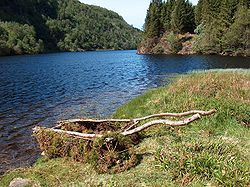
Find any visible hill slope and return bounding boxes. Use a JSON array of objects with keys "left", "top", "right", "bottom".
[{"left": 0, "top": 0, "right": 140, "bottom": 56}]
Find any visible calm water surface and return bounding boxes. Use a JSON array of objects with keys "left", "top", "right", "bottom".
[{"left": 0, "top": 50, "right": 249, "bottom": 173}]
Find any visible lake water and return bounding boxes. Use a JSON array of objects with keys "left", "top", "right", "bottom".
[{"left": 0, "top": 50, "right": 249, "bottom": 173}]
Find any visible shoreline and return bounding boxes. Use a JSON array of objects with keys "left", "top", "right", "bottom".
[
  {"left": 1, "top": 70, "right": 249, "bottom": 186},
  {"left": 0, "top": 48, "right": 138, "bottom": 57}
]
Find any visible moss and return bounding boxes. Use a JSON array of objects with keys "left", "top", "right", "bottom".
[
  {"left": 34, "top": 128, "right": 92, "bottom": 161},
  {"left": 88, "top": 132, "right": 138, "bottom": 174},
  {"left": 34, "top": 125, "right": 140, "bottom": 174}
]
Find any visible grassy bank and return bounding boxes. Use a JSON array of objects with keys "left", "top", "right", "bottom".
[{"left": 1, "top": 70, "right": 250, "bottom": 186}]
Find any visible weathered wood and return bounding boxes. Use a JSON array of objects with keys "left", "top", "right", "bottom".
[
  {"left": 33, "top": 109, "right": 216, "bottom": 138},
  {"left": 33, "top": 126, "right": 102, "bottom": 139},
  {"left": 133, "top": 109, "right": 216, "bottom": 121},
  {"left": 59, "top": 109, "right": 216, "bottom": 125},
  {"left": 59, "top": 118, "right": 132, "bottom": 123},
  {"left": 122, "top": 113, "right": 201, "bottom": 136}
]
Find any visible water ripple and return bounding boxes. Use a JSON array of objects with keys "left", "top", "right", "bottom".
[{"left": 0, "top": 50, "right": 249, "bottom": 173}]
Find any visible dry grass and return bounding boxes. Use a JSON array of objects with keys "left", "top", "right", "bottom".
[{"left": 1, "top": 70, "right": 250, "bottom": 187}]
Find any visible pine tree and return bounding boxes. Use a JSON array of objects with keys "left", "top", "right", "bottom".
[
  {"left": 207, "top": 0, "right": 232, "bottom": 51},
  {"left": 183, "top": 0, "right": 196, "bottom": 33},
  {"left": 144, "top": 0, "right": 163, "bottom": 38},
  {"left": 160, "top": 0, "right": 175, "bottom": 31},
  {"left": 195, "top": 0, "right": 204, "bottom": 26},
  {"left": 171, "top": 0, "right": 186, "bottom": 33},
  {"left": 201, "top": 0, "right": 213, "bottom": 27},
  {"left": 224, "top": 3, "right": 250, "bottom": 52}
]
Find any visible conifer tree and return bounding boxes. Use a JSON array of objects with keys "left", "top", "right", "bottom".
[
  {"left": 142, "top": 0, "right": 249, "bottom": 56},
  {"left": 210, "top": 0, "right": 232, "bottom": 50},
  {"left": 183, "top": 0, "right": 196, "bottom": 33},
  {"left": 201, "top": 0, "right": 212, "bottom": 26},
  {"left": 224, "top": 3, "right": 250, "bottom": 52},
  {"left": 171, "top": 0, "right": 186, "bottom": 33},
  {"left": 220, "top": 0, "right": 231, "bottom": 28},
  {"left": 160, "top": 0, "right": 175, "bottom": 31},
  {"left": 195, "top": 0, "right": 204, "bottom": 26},
  {"left": 144, "top": 0, "right": 163, "bottom": 38}
]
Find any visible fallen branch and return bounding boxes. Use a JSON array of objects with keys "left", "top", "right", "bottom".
[
  {"left": 33, "top": 126, "right": 102, "bottom": 139},
  {"left": 59, "top": 118, "right": 132, "bottom": 124},
  {"left": 122, "top": 113, "right": 201, "bottom": 136},
  {"left": 58, "top": 109, "right": 216, "bottom": 125},
  {"left": 133, "top": 109, "right": 216, "bottom": 121},
  {"left": 33, "top": 109, "right": 216, "bottom": 138}
]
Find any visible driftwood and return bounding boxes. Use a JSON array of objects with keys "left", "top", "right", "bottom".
[
  {"left": 59, "top": 109, "right": 216, "bottom": 124},
  {"left": 33, "top": 109, "right": 216, "bottom": 140}
]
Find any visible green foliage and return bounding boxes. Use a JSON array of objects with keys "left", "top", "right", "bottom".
[
  {"left": 166, "top": 32, "right": 182, "bottom": 53},
  {"left": 171, "top": 0, "right": 186, "bottom": 33},
  {"left": 195, "top": 0, "right": 204, "bottom": 26},
  {"left": 170, "top": 0, "right": 195, "bottom": 33},
  {"left": 141, "top": 0, "right": 196, "bottom": 54},
  {"left": 144, "top": 0, "right": 163, "bottom": 38},
  {"left": 193, "top": 0, "right": 250, "bottom": 55},
  {"left": 142, "top": 0, "right": 250, "bottom": 56},
  {"left": 0, "top": 22, "right": 43, "bottom": 55},
  {"left": 144, "top": 0, "right": 195, "bottom": 37},
  {"left": 223, "top": 5, "right": 250, "bottom": 55},
  {"left": 0, "top": 0, "right": 140, "bottom": 55},
  {"left": 160, "top": 0, "right": 175, "bottom": 31}
]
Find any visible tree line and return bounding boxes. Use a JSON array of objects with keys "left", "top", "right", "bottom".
[
  {"left": 143, "top": 0, "right": 250, "bottom": 56},
  {"left": 0, "top": 0, "right": 140, "bottom": 56}
]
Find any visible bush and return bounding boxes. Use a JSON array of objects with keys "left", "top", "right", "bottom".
[{"left": 166, "top": 32, "right": 182, "bottom": 53}]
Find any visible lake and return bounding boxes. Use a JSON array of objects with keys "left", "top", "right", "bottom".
[{"left": 0, "top": 50, "right": 249, "bottom": 173}]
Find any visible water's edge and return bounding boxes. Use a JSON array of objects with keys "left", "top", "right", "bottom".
[{"left": 0, "top": 50, "right": 249, "bottom": 173}]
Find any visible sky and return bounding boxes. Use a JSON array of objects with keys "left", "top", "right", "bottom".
[{"left": 80, "top": 0, "right": 199, "bottom": 30}]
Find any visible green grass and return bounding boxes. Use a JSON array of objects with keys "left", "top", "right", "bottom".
[{"left": 1, "top": 70, "right": 250, "bottom": 187}]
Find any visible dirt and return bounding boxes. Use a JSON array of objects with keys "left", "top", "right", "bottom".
[{"left": 137, "top": 32, "right": 196, "bottom": 55}]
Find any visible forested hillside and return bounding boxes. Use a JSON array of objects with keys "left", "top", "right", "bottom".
[
  {"left": 0, "top": 0, "right": 140, "bottom": 56},
  {"left": 139, "top": 0, "right": 250, "bottom": 56}
]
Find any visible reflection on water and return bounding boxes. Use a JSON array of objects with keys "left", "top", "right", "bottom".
[{"left": 0, "top": 50, "right": 249, "bottom": 173}]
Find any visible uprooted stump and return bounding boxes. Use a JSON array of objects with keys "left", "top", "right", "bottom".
[
  {"left": 33, "top": 109, "right": 216, "bottom": 173},
  {"left": 88, "top": 133, "right": 138, "bottom": 173},
  {"left": 34, "top": 120, "right": 140, "bottom": 173}
]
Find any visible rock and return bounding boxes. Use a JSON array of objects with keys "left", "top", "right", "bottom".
[
  {"left": 178, "top": 40, "right": 196, "bottom": 55},
  {"left": 138, "top": 32, "right": 197, "bottom": 55},
  {"left": 9, "top": 178, "right": 40, "bottom": 187}
]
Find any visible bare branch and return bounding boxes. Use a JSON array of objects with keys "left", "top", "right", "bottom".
[
  {"left": 58, "top": 109, "right": 216, "bottom": 125},
  {"left": 59, "top": 118, "right": 132, "bottom": 123},
  {"left": 33, "top": 126, "right": 102, "bottom": 140},
  {"left": 34, "top": 109, "right": 216, "bottom": 138},
  {"left": 121, "top": 113, "right": 202, "bottom": 136},
  {"left": 133, "top": 109, "right": 216, "bottom": 121}
]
